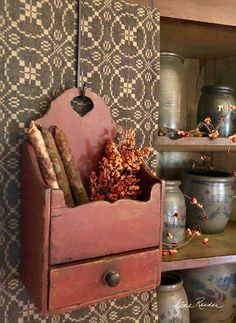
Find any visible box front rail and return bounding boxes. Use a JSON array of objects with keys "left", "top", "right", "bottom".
[{"left": 50, "top": 184, "right": 162, "bottom": 265}]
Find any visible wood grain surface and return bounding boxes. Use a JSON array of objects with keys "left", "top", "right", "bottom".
[
  {"left": 155, "top": 0, "right": 236, "bottom": 27},
  {"left": 49, "top": 249, "right": 160, "bottom": 311},
  {"left": 156, "top": 137, "right": 236, "bottom": 152},
  {"left": 162, "top": 221, "right": 236, "bottom": 271}
]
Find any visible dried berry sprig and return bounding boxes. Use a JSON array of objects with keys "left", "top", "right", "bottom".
[
  {"left": 162, "top": 195, "right": 209, "bottom": 256},
  {"left": 158, "top": 104, "right": 236, "bottom": 140},
  {"left": 192, "top": 154, "right": 213, "bottom": 172},
  {"left": 184, "top": 194, "right": 208, "bottom": 221},
  {"left": 162, "top": 226, "right": 209, "bottom": 256}
]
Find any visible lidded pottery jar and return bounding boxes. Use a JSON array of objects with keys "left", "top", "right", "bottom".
[
  {"left": 160, "top": 52, "right": 186, "bottom": 130},
  {"left": 163, "top": 181, "right": 186, "bottom": 248},
  {"left": 197, "top": 85, "right": 236, "bottom": 137},
  {"left": 157, "top": 273, "right": 190, "bottom": 323},
  {"left": 181, "top": 170, "right": 235, "bottom": 234}
]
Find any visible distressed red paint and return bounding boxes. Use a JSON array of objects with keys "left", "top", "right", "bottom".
[{"left": 20, "top": 89, "right": 164, "bottom": 314}]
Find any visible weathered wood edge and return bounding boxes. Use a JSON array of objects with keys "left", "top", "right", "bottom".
[
  {"left": 156, "top": 136, "right": 236, "bottom": 152},
  {"left": 162, "top": 255, "right": 236, "bottom": 272}
]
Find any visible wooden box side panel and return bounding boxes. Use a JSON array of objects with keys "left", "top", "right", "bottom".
[
  {"left": 35, "top": 88, "right": 117, "bottom": 190},
  {"left": 20, "top": 143, "right": 50, "bottom": 314},
  {"left": 50, "top": 183, "right": 162, "bottom": 265},
  {"left": 49, "top": 249, "right": 160, "bottom": 311}
]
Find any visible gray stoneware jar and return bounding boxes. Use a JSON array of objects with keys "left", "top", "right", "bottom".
[
  {"left": 160, "top": 52, "right": 186, "bottom": 130},
  {"left": 181, "top": 170, "right": 235, "bottom": 234},
  {"left": 163, "top": 181, "right": 186, "bottom": 248},
  {"left": 197, "top": 85, "right": 236, "bottom": 137},
  {"left": 157, "top": 273, "right": 190, "bottom": 323},
  {"left": 180, "top": 264, "right": 236, "bottom": 323}
]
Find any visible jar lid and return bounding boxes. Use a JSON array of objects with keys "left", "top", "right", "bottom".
[
  {"left": 160, "top": 52, "right": 184, "bottom": 63},
  {"left": 201, "top": 85, "right": 234, "bottom": 94}
]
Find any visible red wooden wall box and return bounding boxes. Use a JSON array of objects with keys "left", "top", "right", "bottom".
[{"left": 20, "top": 88, "right": 164, "bottom": 315}]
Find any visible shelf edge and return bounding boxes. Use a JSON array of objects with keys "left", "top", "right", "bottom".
[
  {"left": 156, "top": 137, "right": 236, "bottom": 152},
  {"left": 162, "top": 255, "right": 236, "bottom": 272}
]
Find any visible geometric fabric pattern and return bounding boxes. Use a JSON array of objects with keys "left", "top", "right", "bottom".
[
  {"left": 80, "top": 0, "right": 160, "bottom": 171},
  {"left": 0, "top": 0, "right": 159, "bottom": 322}
]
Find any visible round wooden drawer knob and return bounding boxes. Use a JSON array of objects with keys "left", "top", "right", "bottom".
[{"left": 104, "top": 271, "right": 120, "bottom": 287}]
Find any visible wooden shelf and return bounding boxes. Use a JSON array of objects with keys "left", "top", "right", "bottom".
[
  {"left": 156, "top": 136, "right": 236, "bottom": 152},
  {"left": 161, "top": 17, "right": 236, "bottom": 59},
  {"left": 156, "top": 0, "right": 236, "bottom": 28},
  {"left": 162, "top": 221, "right": 236, "bottom": 272}
]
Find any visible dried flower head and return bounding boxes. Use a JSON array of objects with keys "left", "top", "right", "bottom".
[
  {"left": 174, "top": 212, "right": 182, "bottom": 219},
  {"left": 186, "top": 228, "right": 192, "bottom": 236},
  {"left": 89, "top": 129, "right": 153, "bottom": 202},
  {"left": 194, "top": 230, "right": 201, "bottom": 237},
  {"left": 204, "top": 117, "right": 212, "bottom": 124},
  {"left": 190, "top": 197, "right": 198, "bottom": 205},
  {"left": 162, "top": 249, "right": 178, "bottom": 256},
  {"left": 209, "top": 130, "right": 220, "bottom": 140},
  {"left": 202, "top": 237, "right": 209, "bottom": 245},
  {"left": 203, "top": 215, "right": 209, "bottom": 222},
  {"left": 168, "top": 249, "right": 178, "bottom": 255},
  {"left": 218, "top": 105, "right": 224, "bottom": 112},
  {"left": 166, "top": 232, "right": 173, "bottom": 239},
  {"left": 229, "top": 134, "right": 236, "bottom": 143},
  {"left": 177, "top": 130, "right": 186, "bottom": 138}
]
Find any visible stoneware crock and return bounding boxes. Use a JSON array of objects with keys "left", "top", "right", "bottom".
[
  {"left": 163, "top": 180, "right": 186, "bottom": 248},
  {"left": 197, "top": 85, "right": 236, "bottom": 137},
  {"left": 181, "top": 170, "right": 235, "bottom": 234},
  {"left": 157, "top": 273, "right": 190, "bottom": 322},
  {"left": 180, "top": 264, "right": 236, "bottom": 323}
]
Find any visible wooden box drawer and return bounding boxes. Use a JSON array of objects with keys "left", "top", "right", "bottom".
[
  {"left": 50, "top": 186, "right": 162, "bottom": 265},
  {"left": 49, "top": 249, "right": 160, "bottom": 311}
]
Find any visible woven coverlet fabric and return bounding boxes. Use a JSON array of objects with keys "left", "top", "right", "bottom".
[
  {"left": 0, "top": 0, "right": 160, "bottom": 322},
  {"left": 80, "top": 0, "right": 160, "bottom": 171}
]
